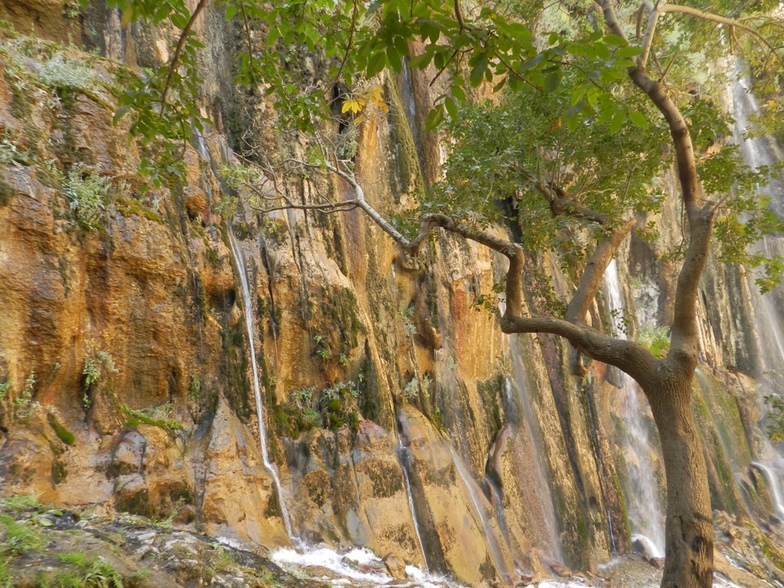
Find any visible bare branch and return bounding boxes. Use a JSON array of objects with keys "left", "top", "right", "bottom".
[
  {"left": 639, "top": 2, "right": 661, "bottom": 70},
  {"left": 535, "top": 183, "right": 613, "bottom": 225},
  {"left": 259, "top": 201, "right": 360, "bottom": 214},
  {"left": 660, "top": 4, "right": 784, "bottom": 69},
  {"left": 564, "top": 218, "right": 636, "bottom": 324}
]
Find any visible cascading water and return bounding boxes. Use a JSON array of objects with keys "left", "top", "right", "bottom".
[
  {"left": 750, "top": 462, "right": 784, "bottom": 519},
  {"left": 447, "top": 445, "right": 515, "bottom": 583},
  {"left": 729, "top": 71, "right": 784, "bottom": 513},
  {"left": 395, "top": 435, "right": 430, "bottom": 571},
  {"left": 191, "top": 128, "right": 294, "bottom": 539},
  {"left": 228, "top": 229, "right": 294, "bottom": 540},
  {"left": 603, "top": 259, "right": 665, "bottom": 558},
  {"left": 729, "top": 75, "right": 784, "bottom": 370},
  {"left": 508, "top": 340, "right": 565, "bottom": 563}
]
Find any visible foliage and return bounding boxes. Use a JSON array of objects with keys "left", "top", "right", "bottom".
[
  {"left": 0, "top": 514, "right": 45, "bottom": 556},
  {"left": 39, "top": 54, "right": 95, "bottom": 92},
  {"left": 82, "top": 351, "right": 118, "bottom": 409},
  {"left": 639, "top": 326, "right": 671, "bottom": 358},
  {"left": 61, "top": 164, "right": 113, "bottom": 230},
  {"left": 3, "top": 372, "right": 41, "bottom": 421},
  {"left": 0, "top": 496, "right": 43, "bottom": 513},
  {"left": 765, "top": 392, "right": 784, "bottom": 443},
  {"left": 53, "top": 554, "right": 125, "bottom": 588},
  {"left": 119, "top": 403, "right": 182, "bottom": 432},
  {"left": 401, "top": 374, "right": 432, "bottom": 402}
]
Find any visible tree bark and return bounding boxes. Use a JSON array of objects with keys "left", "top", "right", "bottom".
[{"left": 643, "top": 371, "right": 713, "bottom": 588}]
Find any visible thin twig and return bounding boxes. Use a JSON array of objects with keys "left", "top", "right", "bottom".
[{"left": 331, "top": 0, "right": 358, "bottom": 86}]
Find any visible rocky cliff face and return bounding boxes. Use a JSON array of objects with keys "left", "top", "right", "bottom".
[{"left": 1, "top": 3, "right": 784, "bottom": 587}]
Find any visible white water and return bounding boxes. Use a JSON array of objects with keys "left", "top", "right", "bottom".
[
  {"left": 729, "top": 75, "right": 784, "bottom": 370},
  {"left": 227, "top": 229, "right": 294, "bottom": 539},
  {"left": 728, "top": 73, "right": 784, "bottom": 526},
  {"left": 751, "top": 461, "right": 784, "bottom": 519},
  {"left": 192, "top": 129, "right": 294, "bottom": 539},
  {"left": 604, "top": 260, "right": 665, "bottom": 558},
  {"left": 271, "top": 545, "right": 460, "bottom": 587},
  {"left": 395, "top": 435, "right": 430, "bottom": 571},
  {"left": 508, "top": 343, "right": 565, "bottom": 563}
]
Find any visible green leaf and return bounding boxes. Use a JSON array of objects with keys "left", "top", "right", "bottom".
[
  {"left": 171, "top": 12, "right": 189, "bottom": 29},
  {"left": 543, "top": 69, "right": 562, "bottom": 93},
  {"left": 426, "top": 105, "right": 444, "bottom": 130},
  {"left": 519, "top": 53, "right": 544, "bottom": 72},
  {"left": 444, "top": 96, "right": 458, "bottom": 120},
  {"left": 367, "top": 51, "right": 387, "bottom": 77},
  {"left": 225, "top": 5, "right": 237, "bottom": 20},
  {"left": 604, "top": 34, "right": 628, "bottom": 46},
  {"left": 609, "top": 109, "right": 627, "bottom": 134},
  {"left": 469, "top": 56, "right": 488, "bottom": 87},
  {"left": 629, "top": 110, "right": 649, "bottom": 130},
  {"left": 617, "top": 45, "right": 643, "bottom": 58},
  {"left": 450, "top": 84, "right": 466, "bottom": 103},
  {"left": 408, "top": 53, "right": 432, "bottom": 69}
]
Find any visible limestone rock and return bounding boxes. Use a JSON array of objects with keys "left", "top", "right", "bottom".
[{"left": 382, "top": 553, "right": 407, "bottom": 580}]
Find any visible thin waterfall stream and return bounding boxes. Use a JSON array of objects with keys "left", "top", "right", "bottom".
[
  {"left": 395, "top": 434, "right": 430, "bottom": 571},
  {"left": 603, "top": 260, "right": 665, "bottom": 558},
  {"left": 447, "top": 445, "right": 514, "bottom": 583},
  {"left": 751, "top": 462, "right": 784, "bottom": 519},
  {"left": 228, "top": 228, "right": 295, "bottom": 540}
]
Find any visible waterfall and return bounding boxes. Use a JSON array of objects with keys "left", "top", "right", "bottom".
[
  {"left": 228, "top": 228, "right": 294, "bottom": 540},
  {"left": 729, "top": 72, "right": 784, "bottom": 519},
  {"left": 751, "top": 462, "right": 784, "bottom": 519},
  {"left": 395, "top": 435, "right": 430, "bottom": 571},
  {"left": 192, "top": 128, "right": 294, "bottom": 539},
  {"left": 447, "top": 445, "right": 515, "bottom": 583},
  {"left": 603, "top": 260, "right": 665, "bottom": 558},
  {"left": 729, "top": 74, "right": 784, "bottom": 371},
  {"left": 508, "top": 341, "right": 565, "bottom": 562}
]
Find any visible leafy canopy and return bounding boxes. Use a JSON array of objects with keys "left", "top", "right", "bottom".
[{"left": 103, "top": 0, "right": 783, "bottom": 290}]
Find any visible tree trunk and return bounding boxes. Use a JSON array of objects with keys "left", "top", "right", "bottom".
[{"left": 643, "top": 372, "right": 713, "bottom": 588}]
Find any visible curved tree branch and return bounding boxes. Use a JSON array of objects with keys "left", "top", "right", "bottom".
[
  {"left": 536, "top": 182, "right": 613, "bottom": 225},
  {"left": 565, "top": 218, "right": 636, "bottom": 324},
  {"left": 660, "top": 4, "right": 784, "bottom": 69},
  {"left": 595, "top": 0, "right": 718, "bottom": 364}
]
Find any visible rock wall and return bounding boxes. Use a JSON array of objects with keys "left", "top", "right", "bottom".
[{"left": 1, "top": 4, "right": 784, "bottom": 587}]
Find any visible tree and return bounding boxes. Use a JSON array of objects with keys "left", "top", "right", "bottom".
[{"left": 108, "top": 0, "right": 784, "bottom": 586}]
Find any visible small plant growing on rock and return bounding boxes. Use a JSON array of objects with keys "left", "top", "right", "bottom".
[
  {"left": 638, "top": 326, "right": 671, "bottom": 358},
  {"left": 188, "top": 375, "right": 201, "bottom": 400},
  {"left": 0, "top": 514, "right": 45, "bottom": 556},
  {"left": 38, "top": 54, "right": 95, "bottom": 92},
  {"left": 82, "top": 351, "right": 118, "bottom": 401},
  {"left": 119, "top": 402, "right": 182, "bottom": 433},
  {"left": 62, "top": 164, "right": 113, "bottom": 230},
  {"left": 12, "top": 372, "right": 39, "bottom": 420}
]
